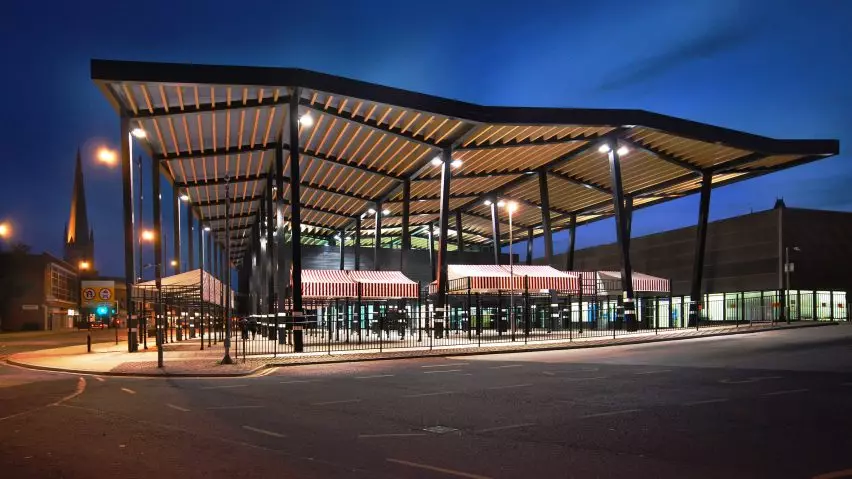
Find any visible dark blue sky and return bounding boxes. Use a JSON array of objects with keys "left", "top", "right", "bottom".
[{"left": 0, "top": 0, "right": 849, "bottom": 276}]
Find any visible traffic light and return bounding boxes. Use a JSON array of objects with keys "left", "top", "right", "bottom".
[{"left": 96, "top": 306, "right": 108, "bottom": 315}]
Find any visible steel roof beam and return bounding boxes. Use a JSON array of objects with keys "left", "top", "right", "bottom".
[
  {"left": 156, "top": 143, "right": 279, "bottom": 162},
  {"left": 547, "top": 170, "right": 612, "bottom": 195},
  {"left": 457, "top": 134, "right": 603, "bottom": 151},
  {"left": 175, "top": 175, "right": 268, "bottom": 188},
  {"left": 282, "top": 143, "right": 399, "bottom": 180},
  {"left": 619, "top": 138, "right": 703, "bottom": 174},
  {"left": 133, "top": 94, "right": 291, "bottom": 120}
]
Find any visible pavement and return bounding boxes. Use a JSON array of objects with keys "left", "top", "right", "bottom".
[
  {"left": 3, "top": 321, "right": 836, "bottom": 377},
  {"left": 0, "top": 324, "right": 850, "bottom": 478}
]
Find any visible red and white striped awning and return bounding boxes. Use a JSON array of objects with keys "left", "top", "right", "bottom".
[
  {"left": 348, "top": 271, "right": 419, "bottom": 299},
  {"left": 442, "top": 264, "right": 578, "bottom": 292},
  {"left": 301, "top": 270, "right": 357, "bottom": 298},
  {"left": 594, "top": 271, "right": 670, "bottom": 293}
]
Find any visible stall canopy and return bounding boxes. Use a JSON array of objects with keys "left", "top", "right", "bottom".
[
  {"left": 348, "top": 271, "right": 419, "bottom": 299},
  {"left": 443, "top": 264, "right": 578, "bottom": 292},
  {"left": 574, "top": 271, "right": 670, "bottom": 295},
  {"left": 301, "top": 270, "right": 358, "bottom": 298},
  {"left": 133, "top": 269, "right": 233, "bottom": 306}
]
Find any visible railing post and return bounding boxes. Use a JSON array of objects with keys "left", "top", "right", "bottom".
[{"left": 578, "top": 274, "right": 584, "bottom": 335}]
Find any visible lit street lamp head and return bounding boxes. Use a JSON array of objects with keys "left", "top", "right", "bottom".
[
  {"left": 170, "top": 260, "right": 178, "bottom": 267},
  {"left": 131, "top": 128, "right": 147, "bottom": 139},
  {"left": 79, "top": 261, "right": 90, "bottom": 270},
  {"left": 0, "top": 222, "right": 9, "bottom": 238},
  {"left": 97, "top": 147, "right": 118, "bottom": 165},
  {"left": 141, "top": 230, "right": 155, "bottom": 241}
]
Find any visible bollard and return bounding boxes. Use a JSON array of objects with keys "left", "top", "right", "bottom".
[{"left": 87, "top": 334, "right": 92, "bottom": 353}]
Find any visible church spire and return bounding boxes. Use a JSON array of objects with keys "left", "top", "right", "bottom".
[
  {"left": 65, "top": 147, "right": 94, "bottom": 268},
  {"left": 67, "top": 148, "right": 90, "bottom": 244}
]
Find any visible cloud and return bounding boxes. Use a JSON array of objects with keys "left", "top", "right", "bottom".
[{"left": 597, "top": 24, "right": 754, "bottom": 92}]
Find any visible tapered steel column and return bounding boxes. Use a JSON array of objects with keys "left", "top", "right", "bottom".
[
  {"left": 265, "top": 175, "right": 275, "bottom": 316},
  {"left": 689, "top": 172, "right": 713, "bottom": 327},
  {"left": 455, "top": 209, "right": 464, "bottom": 252},
  {"left": 374, "top": 203, "right": 382, "bottom": 270},
  {"left": 625, "top": 195, "right": 633, "bottom": 251},
  {"left": 187, "top": 210, "right": 195, "bottom": 271},
  {"left": 434, "top": 148, "right": 452, "bottom": 338},
  {"left": 526, "top": 226, "right": 534, "bottom": 265},
  {"left": 221, "top": 178, "right": 233, "bottom": 364},
  {"left": 566, "top": 212, "right": 577, "bottom": 271},
  {"left": 606, "top": 143, "right": 635, "bottom": 330},
  {"left": 339, "top": 230, "right": 345, "bottom": 270},
  {"left": 427, "top": 221, "right": 435, "bottom": 280},
  {"left": 490, "top": 201, "right": 501, "bottom": 264},
  {"left": 400, "top": 178, "right": 411, "bottom": 270},
  {"left": 151, "top": 149, "right": 164, "bottom": 367},
  {"left": 538, "top": 171, "right": 553, "bottom": 265},
  {"left": 172, "top": 187, "right": 182, "bottom": 274},
  {"left": 119, "top": 115, "right": 137, "bottom": 352},
  {"left": 354, "top": 215, "right": 361, "bottom": 271},
  {"left": 288, "top": 89, "right": 305, "bottom": 352}
]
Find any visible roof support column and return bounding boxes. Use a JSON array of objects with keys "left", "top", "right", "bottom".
[
  {"left": 119, "top": 115, "right": 137, "bottom": 353},
  {"left": 689, "top": 172, "right": 712, "bottom": 328},
  {"left": 606, "top": 142, "right": 636, "bottom": 331},
  {"left": 374, "top": 203, "right": 382, "bottom": 270},
  {"left": 274, "top": 136, "right": 288, "bottom": 335},
  {"left": 187, "top": 209, "right": 195, "bottom": 271},
  {"left": 625, "top": 195, "right": 633, "bottom": 251},
  {"left": 565, "top": 213, "right": 577, "bottom": 271},
  {"left": 172, "top": 187, "right": 182, "bottom": 274},
  {"left": 221, "top": 179, "right": 233, "bottom": 364},
  {"left": 427, "top": 221, "right": 435, "bottom": 280},
  {"left": 490, "top": 201, "right": 501, "bottom": 264},
  {"left": 435, "top": 148, "right": 453, "bottom": 338},
  {"left": 538, "top": 171, "right": 554, "bottom": 265},
  {"left": 400, "top": 178, "right": 411, "bottom": 272},
  {"left": 196, "top": 215, "right": 203, "bottom": 272},
  {"left": 526, "top": 227, "right": 534, "bottom": 265},
  {"left": 288, "top": 89, "right": 304, "bottom": 352},
  {"left": 339, "top": 230, "right": 345, "bottom": 270},
  {"left": 455, "top": 210, "right": 464, "bottom": 252},
  {"left": 354, "top": 215, "right": 361, "bottom": 271},
  {"left": 265, "top": 175, "right": 275, "bottom": 317},
  {"left": 151, "top": 143, "right": 164, "bottom": 367}
]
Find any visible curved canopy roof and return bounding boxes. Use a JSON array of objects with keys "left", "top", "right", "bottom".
[{"left": 91, "top": 60, "right": 839, "bottom": 267}]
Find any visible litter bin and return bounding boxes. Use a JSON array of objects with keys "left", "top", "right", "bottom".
[{"left": 434, "top": 321, "right": 445, "bottom": 339}]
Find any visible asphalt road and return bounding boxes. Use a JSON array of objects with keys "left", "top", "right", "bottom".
[{"left": 1, "top": 325, "right": 851, "bottom": 478}]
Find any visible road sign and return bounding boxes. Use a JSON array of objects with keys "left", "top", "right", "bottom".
[
  {"left": 83, "top": 288, "right": 96, "bottom": 301},
  {"left": 98, "top": 288, "right": 112, "bottom": 300},
  {"left": 81, "top": 281, "right": 115, "bottom": 307}
]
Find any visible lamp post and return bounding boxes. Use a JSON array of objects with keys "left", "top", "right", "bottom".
[
  {"left": 496, "top": 200, "right": 518, "bottom": 339},
  {"left": 140, "top": 229, "right": 162, "bottom": 367},
  {"left": 785, "top": 246, "right": 800, "bottom": 325}
]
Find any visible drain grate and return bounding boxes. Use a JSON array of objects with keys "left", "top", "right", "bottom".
[{"left": 422, "top": 425, "right": 458, "bottom": 434}]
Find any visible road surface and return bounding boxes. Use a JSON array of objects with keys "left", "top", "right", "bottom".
[{"left": 1, "top": 325, "right": 850, "bottom": 478}]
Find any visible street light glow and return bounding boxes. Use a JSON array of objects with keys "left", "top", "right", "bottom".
[
  {"left": 299, "top": 113, "right": 314, "bottom": 127},
  {"left": 204, "top": 226, "right": 211, "bottom": 232},
  {"left": 483, "top": 200, "right": 492, "bottom": 206},
  {"left": 598, "top": 144, "right": 612, "bottom": 153},
  {"left": 617, "top": 146, "right": 630, "bottom": 156},
  {"left": 367, "top": 208, "right": 377, "bottom": 215},
  {"left": 79, "top": 261, "right": 90, "bottom": 270},
  {"left": 0, "top": 222, "right": 9, "bottom": 238},
  {"left": 507, "top": 201, "right": 518, "bottom": 213},
  {"left": 170, "top": 260, "right": 178, "bottom": 266},
  {"left": 451, "top": 159, "right": 463, "bottom": 168},
  {"left": 131, "top": 128, "right": 147, "bottom": 139},
  {"left": 141, "top": 230, "right": 155, "bottom": 241},
  {"left": 497, "top": 200, "right": 506, "bottom": 208},
  {"left": 430, "top": 156, "right": 443, "bottom": 166},
  {"left": 382, "top": 209, "right": 390, "bottom": 216},
  {"left": 179, "top": 193, "right": 190, "bottom": 202},
  {"left": 97, "top": 147, "right": 118, "bottom": 165}
]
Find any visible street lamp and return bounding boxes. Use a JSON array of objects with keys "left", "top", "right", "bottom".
[
  {"left": 298, "top": 113, "right": 314, "bottom": 127},
  {"left": 79, "top": 260, "right": 90, "bottom": 271},
  {"left": 141, "top": 230, "right": 155, "bottom": 242},
  {"left": 0, "top": 221, "right": 10, "bottom": 239},
  {"left": 96, "top": 147, "right": 118, "bottom": 166},
  {"left": 498, "top": 200, "right": 518, "bottom": 338},
  {"left": 785, "top": 246, "right": 801, "bottom": 324}
]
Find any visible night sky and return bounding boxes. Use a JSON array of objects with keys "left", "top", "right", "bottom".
[{"left": 1, "top": 0, "right": 849, "bottom": 278}]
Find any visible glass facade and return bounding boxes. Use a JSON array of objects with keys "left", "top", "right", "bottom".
[{"left": 50, "top": 264, "right": 77, "bottom": 303}]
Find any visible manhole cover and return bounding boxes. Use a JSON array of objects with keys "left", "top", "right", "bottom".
[{"left": 423, "top": 426, "right": 458, "bottom": 434}]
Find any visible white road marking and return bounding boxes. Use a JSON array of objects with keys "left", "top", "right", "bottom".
[
  {"left": 486, "top": 384, "right": 532, "bottom": 390},
  {"left": 279, "top": 379, "right": 322, "bottom": 384},
  {"left": 358, "top": 433, "right": 427, "bottom": 439},
  {"left": 423, "top": 369, "right": 463, "bottom": 374},
  {"left": 683, "top": 398, "right": 729, "bottom": 406},
  {"left": 1, "top": 377, "right": 87, "bottom": 423},
  {"left": 542, "top": 371, "right": 556, "bottom": 376},
  {"left": 355, "top": 374, "right": 395, "bottom": 379},
  {"left": 202, "top": 384, "right": 248, "bottom": 390},
  {"left": 206, "top": 405, "right": 265, "bottom": 410},
  {"left": 719, "top": 376, "right": 782, "bottom": 384},
  {"left": 421, "top": 363, "right": 468, "bottom": 368},
  {"left": 387, "top": 458, "right": 492, "bottom": 479},
  {"left": 581, "top": 409, "right": 642, "bottom": 419},
  {"left": 120, "top": 387, "right": 136, "bottom": 395},
  {"left": 475, "top": 422, "right": 536, "bottom": 434},
  {"left": 312, "top": 399, "right": 361, "bottom": 406},
  {"left": 634, "top": 369, "right": 672, "bottom": 375},
  {"left": 242, "top": 425, "right": 286, "bottom": 438},
  {"left": 94, "top": 377, "right": 105, "bottom": 382},
  {"left": 763, "top": 389, "right": 809, "bottom": 396},
  {"left": 167, "top": 403, "right": 190, "bottom": 412},
  {"left": 490, "top": 365, "right": 523, "bottom": 369},
  {"left": 256, "top": 367, "right": 278, "bottom": 377},
  {"left": 403, "top": 391, "right": 455, "bottom": 398},
  {"left": 563, "top": 376, "right": 608, "bottom": 381}
]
